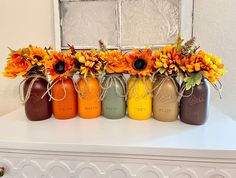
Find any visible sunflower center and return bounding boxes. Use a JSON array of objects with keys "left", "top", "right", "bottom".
[
  {"left": 54, "top": 61, "right": 66, "bottom": 74},
  {"left": 34, "top": 55, "right": 43, "bottom": 61},
  {"left": 133, "top": 58, "right": 147, "bottom": 70}
]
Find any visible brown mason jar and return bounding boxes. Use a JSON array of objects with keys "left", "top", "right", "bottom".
[
  {"left": 153, "top": 75, "right": 179, "bottom": 122},
  {"left": 23, "top": 77, "right": 52, "bottom": 121},
  {"left": 180, "top": 78, "right": 210, "bottom": 125}
]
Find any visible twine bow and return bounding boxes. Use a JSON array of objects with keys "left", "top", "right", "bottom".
[
  {"left": 207, "top": 78, "right": 223, "bottom": 99},
  {"left": 77, "top": 76, "right": 101, "bottom": 101},
  {"left": 19, "top": 74, "right": 49, "bottom": 104},
  {"left": 101, "top": 74, "right": 127, "bottom": 101},
  {"left": 127, "top": 76, "right": 153, "bottom": 100},
  {"left": 151, "top": 75, "right": 180, "bottom": 101},
  {"left": 41, "top": 77, "right": 80, "bottom": 102}
]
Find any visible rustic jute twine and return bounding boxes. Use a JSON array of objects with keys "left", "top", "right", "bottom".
[
  {"left": 178, "top": 78, "right": 223, "bottom": 100},
  {"left": 151, "top": 75, "right": 181, "bottom": 101},
  {"left": 77, "top": 75, "right": 101, "bottom": 101},
  {"left": 41, "top": 77, "right": 80, "bottom": 102},
  {"left": 100, "top": 74, "right": 127, "bottom": 101},
  {"left": 207, "top": 79, "right": 223, "bottom": 99},
  {"left": 127, "top": 76, "right": 153, "bottom": 100},
  {"left": 19, "top": 74, "right": 49, "bottom": 104}
]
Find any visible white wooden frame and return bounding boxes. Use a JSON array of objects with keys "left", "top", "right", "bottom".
[{"left": 53, "top": 0, "right": 194, "bottom": 51}]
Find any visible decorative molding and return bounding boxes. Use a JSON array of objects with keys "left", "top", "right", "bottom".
[{"left": 1, "top": 153, "right": 236, "bottom": 177}]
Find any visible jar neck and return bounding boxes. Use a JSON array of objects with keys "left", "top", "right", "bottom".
[
  {"left": 79, "top": 74, "right": 99, "bottom": 79},
  {"left": 154, "top": 74, "right": 177, "bottom": 79},
  {"left": 130, "top": 75, "right": 150, "bottom": 79},
  {"left": 105, "top": 73, "right": 123, "bottom": 78},
  {"left": 26, "top": 71, "right": 45, "bottom": 78}
]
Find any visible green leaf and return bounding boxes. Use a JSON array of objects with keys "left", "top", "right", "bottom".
[
  {"left": 194, "top": 71, "right": 203, "bottom": 85},
  {"left": 184, "top": 71, "right": 203, "bottom": 90},
  {"left": 7, "top": 47, "right": 15, "bottom": 53},
  {"left": 158, "top": 68, "right": 166, "bottom": 74},
  {"left": 222, "top": 69, "right": 228, "bottom": 75},
  {"left": 185, "top": 82, "right": 192, "bottom": 90}
]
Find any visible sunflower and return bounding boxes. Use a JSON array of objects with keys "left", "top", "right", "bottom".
[
  {"left": 46, "top": 51, "right": 75, "bottom": 80},
  {"left": 126, "top": 48, "right": 153, "bottom": 77},
  {"left": 3, "top": 50, "right": 31, "bottom": 78},
  {"left": 99, "top": 50, "right": 128, "bottom": 74},
  {"left": 75, "top": 50, "right": 102, "bottom": 78},
  {"left": 153, "top": 45, "right": 181, "bottom": 76},
  {"left": 28, "top": 45, "right": 48, "bottom": 66}
]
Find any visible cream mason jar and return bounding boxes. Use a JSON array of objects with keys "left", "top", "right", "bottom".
[
  {"left": 127, "top": 76, "right": 152, "bottom": 120},
  {"left": 153, "top": 75, "right": 179, "bottom": 122}
]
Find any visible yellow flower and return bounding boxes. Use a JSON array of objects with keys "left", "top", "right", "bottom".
[
  {"left": 75, "top": 50, "right": 102, "bottom": 78},
  {"left": 153, "top": 46, "right": 181, "bottom": 76},
  {"left": 178, "top": 50, "right": 225, "bottom": 84},
  {"left": 194, "top": 63, "right": 201, "bottom": 71},
  {"left": 28, "top": 45, "right": 48, "bottom": 66}
]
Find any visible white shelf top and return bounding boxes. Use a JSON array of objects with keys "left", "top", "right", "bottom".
[{"left": 0, "top": 107, "right": 236, "bottom": 159}]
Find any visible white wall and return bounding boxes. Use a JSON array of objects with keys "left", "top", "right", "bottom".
[
  {"left": 0, "top": 0, "right": 236, "bottom": 119},
  {"left": 194, "top": 0, "right": 236, "bottom": 119},
  {"left": 0, "top": 0, "right": 54, "bottom": 115}
]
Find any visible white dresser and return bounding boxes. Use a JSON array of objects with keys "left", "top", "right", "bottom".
[{"left": 0, "top": 107, "right": 236, "bottom": 178}]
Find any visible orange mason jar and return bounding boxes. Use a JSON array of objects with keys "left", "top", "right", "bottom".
[
  {"left": 52, "top": 78, "right": 78, "bottom": 120},
  {"left": 77, "top": 76, "right": 101, "bottom": 118}
]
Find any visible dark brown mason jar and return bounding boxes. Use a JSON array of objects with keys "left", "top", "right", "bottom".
[
  {"left": 23, "top": 77, "right": 52, "bottom": 121},
  {"left": 180, "top": 78, "right": 210, "bottom": 125}
]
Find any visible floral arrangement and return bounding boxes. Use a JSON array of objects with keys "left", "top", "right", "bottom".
[
  {"left": 175, "top": 37, "right": 226, "bottom": 90},
  {"left": 74, "top": 50, "right": 103, "bottom": 78},
  {"left": 99, "top": 50, "right": 128, "bottom": 74},
  {"left": 3, "top": 45, "right": 49, "bottom": 78},
  {"left": 151, "top": 37, "right": 226, "bottom": 90},
  {"left": 1, "top": 39, "right": 226, "bottom": 123},
  {"left": 3, "top": 37, "right": 226, "bottom": 87}
]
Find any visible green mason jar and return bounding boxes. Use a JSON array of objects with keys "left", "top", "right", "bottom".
[{"left": 102, "top": 74, "right": 126, "bottom": 119}]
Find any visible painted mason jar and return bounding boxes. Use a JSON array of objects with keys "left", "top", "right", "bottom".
[
  {"left": 24, "top": 77, "right": 52, "bottom": 121},
  {"left": 77, "top": 76, "right": 101, "bottom": 119},
  {"left": 153, "top": 75, "right": 179, "bottom": 122},
  {"left": 52, "top": 78, "right": 78, "bottom": 120},
  {"left": 102, "top": 74, "right": 126, "bottom": 119},
  {"left": 127, "top": 76, "right": 153, "bottom": 120},
  {"left": 180, "top": 78, "right": 210, "bottom": 125}
]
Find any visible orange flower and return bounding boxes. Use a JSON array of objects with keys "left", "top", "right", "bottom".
[
  {"left": 126, "top": 48, "right": 153, "bottom": 77},
  {"left": 75, "top": 50, "right": 102, "bottom": 78},
  {"left": 99, "top": 50, "right": 127, "bottom": 74},
  {"left": 178, "top": 50, "right": 225, "bottom": 84},
  {"left": 46, "top": 51, "right": 75, "bottom": 80},
  {"left": 153, "top": 46, "right": 181, "bottom": 76},
  {"left": 3, "top": 52, "right": 31, "bottom": 78}
]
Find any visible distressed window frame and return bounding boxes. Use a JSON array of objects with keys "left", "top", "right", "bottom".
[{"left": 53, "top": 0, "right": 194, "bottom": 51}]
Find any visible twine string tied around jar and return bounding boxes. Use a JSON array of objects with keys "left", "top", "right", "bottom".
[{"left": 19, "top": 74, "right": 48, "bottom": 104}]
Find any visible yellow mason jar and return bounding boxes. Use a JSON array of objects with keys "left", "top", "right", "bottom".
[{"left": 127, "top": 76, "right": 153, "bottom": 120}]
